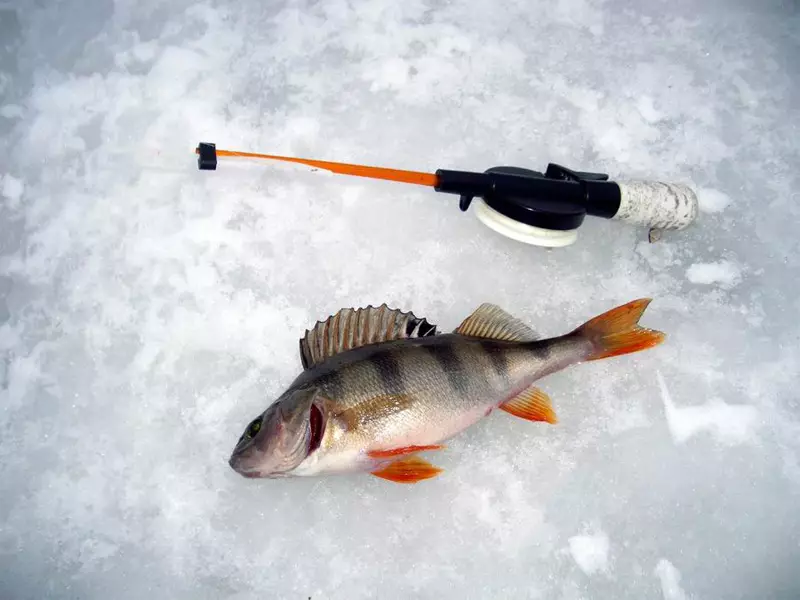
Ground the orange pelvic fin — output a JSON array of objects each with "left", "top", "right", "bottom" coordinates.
[
  {"left": 499, "top": 386, "right": 558, "bottom": 424},
  {"left": 370, "top": 456, "right": 443, "bottom": 484},
  {"left": 573, "top": 298, "right": 666, "bottom": 361},
  {"left": 367, "top": 445, "right": 445, "bottom": 459}
]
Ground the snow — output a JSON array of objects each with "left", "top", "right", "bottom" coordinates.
[
  {"left": 0, "top": 104, "right": 23, "bottom": 119},
  {"left": 686, "top": 261, "right": 742, "bottom": 288},
  {"left": 1, "top": 173, "right": 24, "bottom": 210},
  {"left": 568, "top": 529, "right": 611, "bottom": 576},
  {"left": 658, "top": 371, "right": 760, "bottom": 446},
  {"left": 655, "top": 559, "right": 691, "bottom": 600},
  {"left": 1, "top": 0, "right": 799, "bottom": 599},
  {"left": 696, "top": 188, "right": 731, "bottom": 214}
]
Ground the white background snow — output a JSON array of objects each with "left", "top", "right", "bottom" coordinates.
[{"left": 1, "top": 0, "right": 798, "bottom": 598}]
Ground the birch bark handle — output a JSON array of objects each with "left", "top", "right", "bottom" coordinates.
[{"left": 612, "top": 181, "right": 698, "bottom": 230}]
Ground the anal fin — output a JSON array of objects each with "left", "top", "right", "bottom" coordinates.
[
  {"left": 370, "top": 456, "right": 443, "bottom": 484},
  {"left": 499, "top": 387, "right": 558, "bottom": 424}
]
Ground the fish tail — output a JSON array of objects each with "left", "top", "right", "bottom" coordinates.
[{"left": 572, "top": 298, "right": 665, "bottom": 361}]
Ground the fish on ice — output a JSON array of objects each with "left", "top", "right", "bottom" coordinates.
[{"left": 229, "top": 299, "right": 665, "bottom": 484}]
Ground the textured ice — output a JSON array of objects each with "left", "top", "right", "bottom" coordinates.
[{"left": 1, "top": 0, "right": 799, "bottom": 599}]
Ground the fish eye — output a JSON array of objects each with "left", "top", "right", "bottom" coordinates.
[{"left": 246, "top": 417, "right": 262, "bottom": 438}]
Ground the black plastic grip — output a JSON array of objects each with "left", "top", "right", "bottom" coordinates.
[
  {"left": 582, "top": 180, "right": 621, "bottom": 219},
  {"left": 434, "top": 169, "right": 492, "bottom": 197},
  {"left": 434, "top": 167, "right": 622, "bottom": 224}
]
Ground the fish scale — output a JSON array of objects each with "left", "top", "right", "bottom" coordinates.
[{"left": 229, "top": 299, "right": 665, "bottom": 483}]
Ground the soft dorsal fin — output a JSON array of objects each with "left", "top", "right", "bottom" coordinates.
[
  {"left": 299, "top": 304, "right": 438, "bottom": 369},
  {"left": 454, "top": 303, "right": 539, "bottom": 342}
]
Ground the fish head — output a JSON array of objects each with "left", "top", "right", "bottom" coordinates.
[{"left": 228, "top": 387, "right": 326, "bottom": 479}]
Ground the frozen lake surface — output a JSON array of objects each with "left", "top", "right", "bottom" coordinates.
[{"left": 1, "top": 0, "right": 798, "bottom": 598}]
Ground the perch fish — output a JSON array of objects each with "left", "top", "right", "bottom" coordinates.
[{"left": 229, "top": 299, "right": 665, "bottom": 483}]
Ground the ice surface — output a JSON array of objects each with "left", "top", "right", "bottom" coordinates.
[{"left": 0, "top": 0, "right": 799, "bottom": 599}]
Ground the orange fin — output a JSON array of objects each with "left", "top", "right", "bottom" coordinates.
[
  {"left": 367, "top": 445, "right": 445, "bottom": 459},
  {"left": 370, "top": 456, "right": 443, "bottom": 484},
  {"left": 454, "top": 303, "right": 539, "bottom": 342},
  {"left": 500, "top": 387, "right": 558, "bottom": 424},
  {"left": 573, "top": 298, "right": 666, "bottom": 361}
]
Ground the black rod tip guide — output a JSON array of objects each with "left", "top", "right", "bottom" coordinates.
[{"left": 197, "top": 142, "right": 217, "bottom": 170}]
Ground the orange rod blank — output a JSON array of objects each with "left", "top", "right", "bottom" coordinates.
[{"left": 197, "top": 146, "right": 439, "bottom": 187}]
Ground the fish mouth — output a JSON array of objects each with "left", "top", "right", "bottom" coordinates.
[
  {"left": 228, "top": 450, "right": 270, "bottom": 479},
  {"left": 228, "top": 458, "right": 283, "bottom": 479},
  {"left": 228, "top": 455, "right": 256, "bottom": 477},
  {"left": 239, "top": 469, "right": 263, "bottom": 479}
]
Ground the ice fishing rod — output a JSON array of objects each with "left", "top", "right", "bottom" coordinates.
[{"left": 195, "top": 142, "right": 698, "bottom": 248}]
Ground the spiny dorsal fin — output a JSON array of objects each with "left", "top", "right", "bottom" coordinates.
[
  {"left": 454, "top": 303, "right": 539, "bottom": 342},
  {"left": 299, "top": 304, "right": 438, "bottom": 369}
]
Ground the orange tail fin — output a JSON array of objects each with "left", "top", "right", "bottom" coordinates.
[{"left": 573, "top": 298, "right": 665, "bottom": 361}]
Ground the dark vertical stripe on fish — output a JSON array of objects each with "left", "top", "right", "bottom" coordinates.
[
  {"left": 369, "top": 350, "right": 405, "bottom": 395},
  {"left": 528, "top": 339, "right": 552, "bottom": 360},
  {"left": 322, "top": 369, "right": 344, "bottom": 398},
  {"left": 423, "top": 344, "right": 468, "bottom": 395},
  {"left": 480, "top": 341, "right": 510, "bottom": 381}
]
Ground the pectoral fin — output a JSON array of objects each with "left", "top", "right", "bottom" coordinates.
[
  {"left": 370, "top": 456, "right": 443, "bottom": 484},
  {"left": 500, "top": 386, "right": 558, "bottom": 424}
]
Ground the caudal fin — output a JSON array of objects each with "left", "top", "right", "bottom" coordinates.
[{"left": 573, "top": 298, "right": 665, "bottom": 361}]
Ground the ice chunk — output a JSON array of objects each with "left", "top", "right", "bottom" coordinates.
[
  {"left": 0, "top": 104, "right": 23, "bottom": 118},
  {"left": 568, "top": 530, "right": 610, "bottom": 576},
  {"left": 636, "top": 95, "right": 663, "bottom": 123},
  {"left": 686, "top": 260, "right": 741, "bottom": 288},
  {"left": 696, "top": 187, "right": 731, "bottom": 213},
  {"left": 658, "top": 371, "right": 760, "bottom": 446},
  {"left": 654, "top": 559, "right": 690, "bottom": 600},
  {"left": 1, "top": 174, "right": 24, "bottom": 209},
  {"left": 365, "top": 57, "right": 411, "bottom": 92}
]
